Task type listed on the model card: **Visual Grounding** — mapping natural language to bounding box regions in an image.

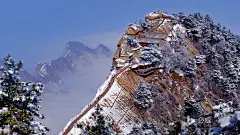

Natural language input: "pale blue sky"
[0,0,239,71]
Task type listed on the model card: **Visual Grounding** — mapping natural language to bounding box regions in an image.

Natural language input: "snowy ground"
[67,79,133,135]
[62,65,137,135]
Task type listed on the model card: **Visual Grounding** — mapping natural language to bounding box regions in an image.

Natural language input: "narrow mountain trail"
[62,65,129,135]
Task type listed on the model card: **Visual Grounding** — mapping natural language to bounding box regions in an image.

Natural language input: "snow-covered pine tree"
[0,55,49,135]
[133,82,155,109]
[209,101,240,134]
[128,121,160,135]
[78,104,117,135]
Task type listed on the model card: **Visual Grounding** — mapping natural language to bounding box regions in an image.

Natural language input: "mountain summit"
[95,44,112,56]
[35,41,112,87]
[61,11,240,135]
[1,41,112,91]
[63,41,92,57]
[63,41,111,57]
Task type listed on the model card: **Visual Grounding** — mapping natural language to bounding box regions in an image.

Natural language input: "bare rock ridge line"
[61,66,129,135]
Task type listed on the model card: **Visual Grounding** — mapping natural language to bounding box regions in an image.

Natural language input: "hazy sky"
[0,0,240,71]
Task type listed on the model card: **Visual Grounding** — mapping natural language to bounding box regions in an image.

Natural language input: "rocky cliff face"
[61,11,240,135]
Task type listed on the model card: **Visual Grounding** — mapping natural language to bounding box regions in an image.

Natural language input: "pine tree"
[0,55,49,135]
[128,121,160,135]
[78,104,116,135]
[133,82,155,109]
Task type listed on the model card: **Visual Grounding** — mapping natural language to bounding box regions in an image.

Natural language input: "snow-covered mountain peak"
[94,44,112,56]
[97,44,111,52]
[63,41,112,57]
[63,41,92,57]
[34,41,112,88]
[61,11,240,135]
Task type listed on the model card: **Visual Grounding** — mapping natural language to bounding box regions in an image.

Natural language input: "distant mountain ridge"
[0,41,112,89]
[35,41,112,85]
[63,41,111,57]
